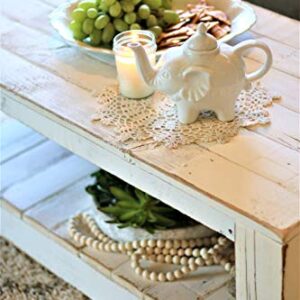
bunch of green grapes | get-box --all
[69,0,180,47]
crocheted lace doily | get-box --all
[92,82,280,148]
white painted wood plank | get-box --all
[24,176,94,229]
[1,140,70,192]
[1,118,46,163]
[235,225,250,300]
[255,232,283,300]
[3,154,97,211]
[0,207,137,300]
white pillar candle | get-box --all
[113,31,156,99]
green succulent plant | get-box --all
[85,169,196,233]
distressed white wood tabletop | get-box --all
[0,1,299,299]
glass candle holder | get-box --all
[113,30,157,99]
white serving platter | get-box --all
[49,0,256,65]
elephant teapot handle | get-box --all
[233,40,273,82]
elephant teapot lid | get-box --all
[184,23,218,54]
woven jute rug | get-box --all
[0,237,88,300]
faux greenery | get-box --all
[85,169,196,233]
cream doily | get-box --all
[92,82,280,148]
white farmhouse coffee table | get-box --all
[1,0,299,299]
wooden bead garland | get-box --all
[69,213,235,282]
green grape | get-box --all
[82,18,94,34]
[99,2,109,12]
[78,0,97,11]
[71,8,87,22]
[143,0,162,9]
[138,4,150,19]
[87,8,98,18]
[69,20,82,32]
[146,14,157,28]
[132,0,141,4]
[113,18,129,32]
[157,17,166,29]
[130,23,141,30]
[124,12,137,24]
[120,0,134,13]
[116,10,124,18]
[95,14,110,29]
[149,25,162,38]
[162,0,172,9]
[102,22,116,43]
[102,0,116,6]
[109,2,122,17]
[163,10,179,25]
[156,7,165,17]
[90,29,102,45]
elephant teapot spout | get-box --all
[128,42,158,89]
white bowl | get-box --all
[49,0,256,65]
[88,207,215,242]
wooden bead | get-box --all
[132,240,140,249]
[210,236,218,244]
[135,267,143,275]
[218,237,227,246]
[213,255,221,264]
[169,248,177,256]
[157,255,165,263]
[131,261,138,268]
[180,257,188,265]
[189,263,197,271]
[172,255,180,264]
[165,255,172,264]
[104,243,111,251]
[200,248,208,259]
[181,266,190,274]
[174,270,183,279]
[173,240,181,249]
[92,240,100,249]
[140,240,147,248]
[149,255,156,261]
[98,242,104,251]
[205,258,214,266]
[149,272,157,281]
[125,242,133,251]
[131,254,139,261]
[158,273,166,282]
[165,240,173,249]
[157,240,165,248]
[162,248,169,255]
[188,257,195,265]
[85,236,94,247]
[102,237,110,243]
[73,232,81,242]
[177,249,185,256]
[188,240,196,248]
[208,248,216,255]
[142,270,150,279]
[147,240,156,248]
[181,240,189,249]
[192,249,200,257]
[154,247,161,255]
[166,272,175,281]
[118,243,126,252]
[184,248,192,256]
[111,243,118,252]
[146,247,153,255]
[97,233,105,240]
[195,257,205,266]
[79,235,87,245]
[224,262,232,272]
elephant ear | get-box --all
[180,67,210,102]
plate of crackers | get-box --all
[50,0,256,65]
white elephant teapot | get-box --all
[129,23,273,124]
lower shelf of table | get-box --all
[0,117,235,300]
